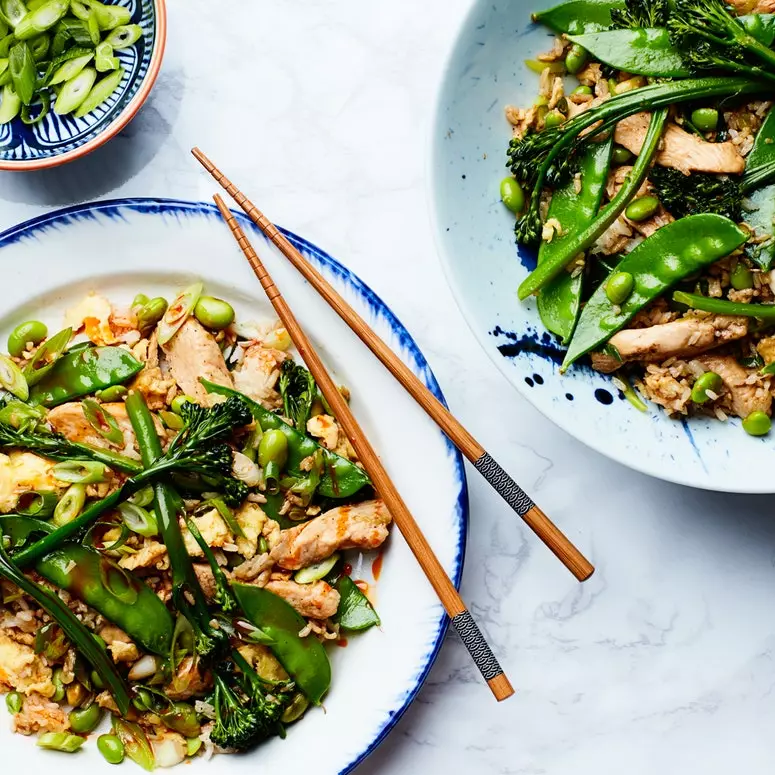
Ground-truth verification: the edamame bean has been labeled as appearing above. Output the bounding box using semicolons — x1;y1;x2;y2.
258;428;289;494
97;733;125;765
691;107;719;132
565;43;587;74
571;84;592;96
90;669;105;690
194;296;235;330
51;667;65;702
171;394;195;415
7;320;47;357
543;109;565;128
730;261;753;290
625;195;659;222
131;293;149;309
6;691;23;713
68;702;103;734
605;271;635;305
612;145;632;164
500;177;525;214
95;385;127;401
743;410;771;436
136;297;168;331
690;371;722;404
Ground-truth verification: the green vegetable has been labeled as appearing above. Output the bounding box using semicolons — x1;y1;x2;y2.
37;732;86;753
543;109;564;128
518;109;668;299
204;380;370;499
194;295;235;330
16;489;57;518
23;327;71;386
1;0;27;29
278;360;316;433
730;261;753;290
95;384;126;401
605;271;634;305
569;27;689;77
94;40;116;70
691;107;718;131
52;459;109;484
0;514;53;550
13;0;67;39
53;64;95;114
82;398;125;445
6;690;22;713
171;394;194;415
68;701;102;734
537;138;613;342
743;109;775;270
104;22;141;49
610;0;667;27
118;502;158;537
691;371;722;404
112;718;155;772
159;409;183;430
0;355;28;400
48;50;92;84
743;410;772;436
294;552;340;584
611;145;631;164
533;0;622;34
258;428;288;494
97;733;125;765
624;195;660;222
7;319;46;356
157;282;202;345
281;692;309;724
233;583;332;705
648;167;742;221
87;0;130;31
500;176;525;213
186;737;201;756
335;574;381;631
563;215;748;369
565;42;587;73
8;41;33;103
133;294;167;331
0;82;19;122
28;344;143;407
52;483;85;526
672;291;775;318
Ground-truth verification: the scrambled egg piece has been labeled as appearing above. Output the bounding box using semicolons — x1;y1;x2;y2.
0;452;65;512
182;509;232;557
0;632;54;697
64;293;117;345
235;501;267;560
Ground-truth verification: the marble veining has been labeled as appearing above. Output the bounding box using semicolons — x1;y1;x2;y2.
0;1;773;772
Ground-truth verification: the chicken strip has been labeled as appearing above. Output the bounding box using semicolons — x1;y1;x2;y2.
47;402;165;459
270;500;391;570
696;354;772;418
264;579;341;619
160;318;232;406
614;113;745;174
591;316;748;373
232;344;285;410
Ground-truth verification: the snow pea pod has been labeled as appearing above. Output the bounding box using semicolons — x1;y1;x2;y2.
335;575;381;631
29;345;143;407
743;109;775;270
533;0;622;33
232;582;331;705
562;214;748;369
569;28;691;77
35;543;174;656
538;137;613;342
202;379;370;499
0;513;53;548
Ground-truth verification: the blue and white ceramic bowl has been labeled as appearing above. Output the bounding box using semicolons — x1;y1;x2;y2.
431;0;774;493
0;0;166;171
0;198;467;773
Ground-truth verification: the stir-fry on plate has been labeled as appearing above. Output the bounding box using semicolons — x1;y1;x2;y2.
0;199;466;772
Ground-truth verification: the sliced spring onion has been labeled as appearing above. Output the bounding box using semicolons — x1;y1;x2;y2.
0;0;28;29
82;397;124;445
73;64;122;117
37;732;85;753
105;22;141;49
294;553;341;584
47;48;92;84
0;32;13;56
9;40;35;104
157;282;203;345
85;7;99;44
0;354;28;400
53;64;95;114
13;0;68;40
29;32;49;61
23;327;71;385
52;459;109;484
94;39;116;71
611;375;648;413
68;0;90;21
0;82;20;122
53;483;86;526
88;0;130;31
118;502;158;538
127;485;154;508
20;88;49;124
16;490;58;518
51;17;91;55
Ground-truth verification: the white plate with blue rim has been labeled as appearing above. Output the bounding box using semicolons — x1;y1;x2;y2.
0;198;467;772
430;0;775;493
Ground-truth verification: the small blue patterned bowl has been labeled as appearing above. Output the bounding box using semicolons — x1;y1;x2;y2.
0;0;166;171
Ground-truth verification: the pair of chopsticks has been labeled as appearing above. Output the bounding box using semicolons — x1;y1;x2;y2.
195;149;592;700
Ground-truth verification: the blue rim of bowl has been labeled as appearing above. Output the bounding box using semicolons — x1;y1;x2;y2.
0;196;469;774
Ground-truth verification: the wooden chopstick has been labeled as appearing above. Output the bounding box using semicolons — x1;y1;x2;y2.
193;148;594;583
213;194;514;702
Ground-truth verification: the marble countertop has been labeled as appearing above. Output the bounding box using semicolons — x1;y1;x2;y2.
3;1;775;772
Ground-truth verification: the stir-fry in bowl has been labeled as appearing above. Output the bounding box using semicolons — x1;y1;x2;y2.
502;0;775;435
0;282;388;768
